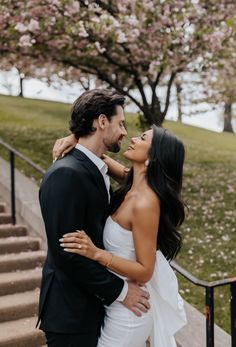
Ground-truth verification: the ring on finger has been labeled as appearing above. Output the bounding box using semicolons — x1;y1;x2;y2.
78;244;82;249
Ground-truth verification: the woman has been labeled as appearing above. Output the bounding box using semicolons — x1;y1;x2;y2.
57;125;187;347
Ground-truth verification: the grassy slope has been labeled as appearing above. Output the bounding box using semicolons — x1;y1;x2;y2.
0;94;235;332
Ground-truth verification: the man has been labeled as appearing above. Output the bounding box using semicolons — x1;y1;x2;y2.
38;89;150;347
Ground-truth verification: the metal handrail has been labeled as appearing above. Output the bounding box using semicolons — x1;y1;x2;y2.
171;260;236;288
170;261;236;347
0;138;235;347
0;138;45;224
0;139;46;174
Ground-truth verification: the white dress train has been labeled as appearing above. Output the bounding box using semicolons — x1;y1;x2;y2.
97;216;187;347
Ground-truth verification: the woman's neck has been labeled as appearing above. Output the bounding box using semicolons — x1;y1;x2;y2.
130;163;147;191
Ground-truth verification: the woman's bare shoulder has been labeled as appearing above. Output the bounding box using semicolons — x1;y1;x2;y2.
133;187;160;215
130;188;160;236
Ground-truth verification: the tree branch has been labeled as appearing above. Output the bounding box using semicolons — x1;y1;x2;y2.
95;0;118;16
162;72;177;119
149;68;164;114
152;68;164;94
97;70;144;110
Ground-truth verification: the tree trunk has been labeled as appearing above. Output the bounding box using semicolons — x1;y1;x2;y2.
223;102;233;133
139;107;153;127
176;81;182;122
142;105;163;127
18;74;24;97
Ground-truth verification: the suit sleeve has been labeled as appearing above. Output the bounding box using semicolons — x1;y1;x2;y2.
39;166;124;306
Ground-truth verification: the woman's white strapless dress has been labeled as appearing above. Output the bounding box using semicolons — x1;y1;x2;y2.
97;216;187;347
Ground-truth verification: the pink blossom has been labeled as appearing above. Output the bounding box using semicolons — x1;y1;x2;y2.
28;19;40;32
117;3;127;14
48;0;60;5
160;15;171;26
143;1;155;11
94;42;106;54
66;1;80;14
78;23;88;38
15;23;27;33
117;31;127;43
50;17;56;25
125;15;139;26
91;16;100;24
19;35;32;47
127;28;140;41
148;60;161;77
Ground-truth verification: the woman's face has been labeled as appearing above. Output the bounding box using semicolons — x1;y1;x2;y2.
123;129;153;163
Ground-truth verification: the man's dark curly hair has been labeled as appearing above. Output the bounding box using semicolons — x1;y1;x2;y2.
70;89;125;139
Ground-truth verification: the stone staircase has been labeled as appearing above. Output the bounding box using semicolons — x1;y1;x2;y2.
0;202;46;347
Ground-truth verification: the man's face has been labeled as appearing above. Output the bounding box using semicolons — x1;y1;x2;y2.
103;105;127;153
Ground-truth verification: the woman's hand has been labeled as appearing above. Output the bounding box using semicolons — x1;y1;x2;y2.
101;154;110;166
101;154;130;184
59;230;100;260
53;134;77;161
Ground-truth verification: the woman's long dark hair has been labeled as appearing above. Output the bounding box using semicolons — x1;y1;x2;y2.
110;125;185;260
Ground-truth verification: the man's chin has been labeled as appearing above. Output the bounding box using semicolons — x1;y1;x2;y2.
108;144;121;153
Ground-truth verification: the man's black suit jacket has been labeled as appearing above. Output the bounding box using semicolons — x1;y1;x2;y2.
37;148;124;335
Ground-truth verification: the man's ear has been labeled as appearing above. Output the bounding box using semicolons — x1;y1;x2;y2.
98;114;108;129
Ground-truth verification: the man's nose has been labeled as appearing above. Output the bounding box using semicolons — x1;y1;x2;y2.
122;127;127;136
131;137;136;143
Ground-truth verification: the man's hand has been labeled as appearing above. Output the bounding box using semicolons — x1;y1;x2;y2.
122;280;150;317
52;134;77;161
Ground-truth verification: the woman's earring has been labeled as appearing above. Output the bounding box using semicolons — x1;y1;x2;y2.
145;159;149;167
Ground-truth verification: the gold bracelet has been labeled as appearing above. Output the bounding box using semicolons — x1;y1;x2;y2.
105;253;114;268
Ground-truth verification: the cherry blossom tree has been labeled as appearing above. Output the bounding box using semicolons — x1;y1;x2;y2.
202;28;236;133
196;70;236;133
0;0;235;124
176;18;236;134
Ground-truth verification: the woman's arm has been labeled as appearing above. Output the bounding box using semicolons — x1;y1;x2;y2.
102;154;130;184
60;198;160;283
52;134;77;160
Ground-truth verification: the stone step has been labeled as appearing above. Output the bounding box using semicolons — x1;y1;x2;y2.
0;268;42;296
176;301;231;347
0;236;41;254
0;224;28;238
0;316;46;347
0;213;12;224
0;289;40;323
0;250;46;273
0;203;6;213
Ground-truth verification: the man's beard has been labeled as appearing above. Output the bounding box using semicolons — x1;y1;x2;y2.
107;142;121;153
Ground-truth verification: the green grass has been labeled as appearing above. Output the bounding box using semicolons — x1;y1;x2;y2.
0;94;236;333
0;95;70;180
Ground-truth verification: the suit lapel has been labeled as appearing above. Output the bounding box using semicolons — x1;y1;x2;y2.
70;148;109;205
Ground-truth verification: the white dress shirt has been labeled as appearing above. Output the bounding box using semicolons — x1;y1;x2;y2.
75;143;128;302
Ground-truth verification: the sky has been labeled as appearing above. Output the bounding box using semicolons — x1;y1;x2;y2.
0;69;235;133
